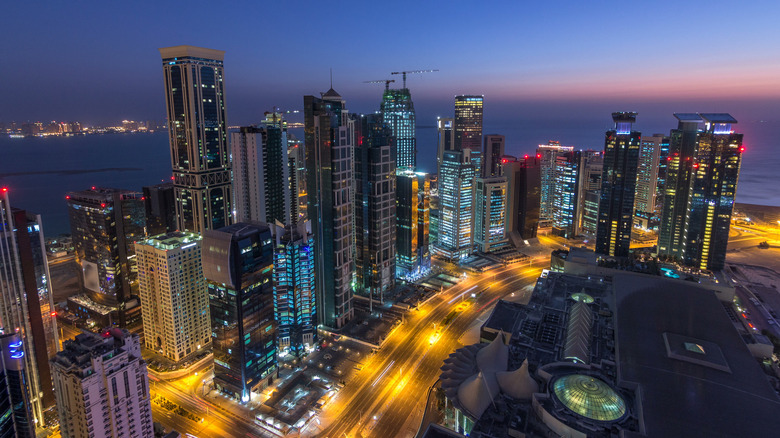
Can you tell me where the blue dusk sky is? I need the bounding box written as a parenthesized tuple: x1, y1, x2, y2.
(2, 1, 780, 131)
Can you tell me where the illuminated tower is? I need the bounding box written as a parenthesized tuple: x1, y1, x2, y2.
(474, 177, 509, 252)
(596, 112, 641, 257)
(433, 150, 475, 260)
(552, 151, 583, 239)
(634, 133, 663, 225)
(537, 141, 574, 223)
(482, 134, 505, 178)
(454, 95, 484, 174)
(304, 89, 355, 329)
(396, 170, 431, 278)
(436, 117, 455, 172)
(159, 45, 232, 233)
(380, 87, 416, 169)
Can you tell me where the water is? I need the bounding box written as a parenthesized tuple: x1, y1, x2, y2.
(2, 119, 779, 236)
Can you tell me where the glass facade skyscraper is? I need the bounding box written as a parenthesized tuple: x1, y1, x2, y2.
(505, 155, 541, 240)
(454, 95, 484, 175)
(474, 177, 508, 253)
(0, 334, 35, 438)
(482, 134, 505, 178)
(552, 151, 582, 239)
(304, 89, 355, 329)
(596, 113, 641, 257)
(380, 87, 416, 169)
(160, 45, 232, 234)
(273, 221, 316, 357)
(537, 141, 574, 224)
(433, 150, 475, 261)
(396, 170, 431, 279)
(634, 134, 663, 221)
(203, 223, 277, 402)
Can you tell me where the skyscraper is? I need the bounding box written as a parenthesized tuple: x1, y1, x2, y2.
(230, 116, 293, 225)
(537, 141, 574, 224)
(0, 190, 59, 424)
(596, 113, 641, 257)
(552, 151, 583, 239)
(380, 86, 416, 169)
(66, 187, 145, 327)
(659, 113, 743, 271)
(354, 114, 396, 301)
(578, 151, 603, 237)
(454, 95, 484, 175)
(396, 170, 431, 278)
(287, 133, 307, 224)
(482, 134, 505, 178)
(142, 182, 177, 236)
(136, 232, 210, 363)
(505, 155, 541, 240)
(433, 150, 475, 261)
(474, 177, 509, 252)
(654, 135, 671, 219)
(436, 118, 455, 172)
(0, 334, 35, 437)
(634, 133, 663, 225)
(304, 89, 355, 329)
(272, 221, 316, 357)
(159, 45, 232, 233)
(51, 329, 154, 438)
(203, 223, 277, 401)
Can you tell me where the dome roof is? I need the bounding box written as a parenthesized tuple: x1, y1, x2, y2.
(552, 374, 626, 422)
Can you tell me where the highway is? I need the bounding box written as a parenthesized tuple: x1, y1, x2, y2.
(315, 262, 543, 438)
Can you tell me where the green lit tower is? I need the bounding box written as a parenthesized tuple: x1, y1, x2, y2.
(380, 83, 416, 169)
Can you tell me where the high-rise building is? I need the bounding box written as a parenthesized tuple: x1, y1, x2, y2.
(203, 223, 277, 401)
(287, 133, 307, 224)
(454, 95, 484, 175)
(634, 134, 663, 221)
(537, 141, 574, 223)
(428, 175, 440, 248)
(474, 177, 509, 253)
(380, 86, 416, 169)
(304, 89, 355, 329)
(505, 155, 541, 240)
(0, 190, 59, 424)
(436, 118, 455, 172)
(552, 151, 583, 239)
(0, 334, 35, 437)
(577, 151, 603, 237)
(654, 136, 671, 218)
(142, 182, 177, 236)
(396, 170, 431, 278)
(433, 150, 475, 261)
(159, 45, 232, 234)
(354, 114, 396, 301)
(482, 134, 505, 178)
(66, 187, 145, 327)
(658, 113, 744, 271)
(230, 118, 293, 225)
(596, 113, 641, 257)
(272, 221, 316, 357)
(51, 329, 154, 438)
(136, 232, 209, 363)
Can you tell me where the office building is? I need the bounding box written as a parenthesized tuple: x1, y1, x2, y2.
(136, 232, 209, 363)
(552, 151, 582, 239)
(396, 170, 431, 278)
(505, 155, 540, 240)
(304, 89, 355, 328)
(0, 334, 35, 437)
(537, 141, 574, 223)
(230, 116, 293, 225)
(380, 86, 416, 169)
(159, 45, 231, 233)
(654, 135, 671, 218)
(142, 182, 177, 236)
(474, 177, 508, 253)
(634, 133, 663, 222)
(354, 114, 396, 301)
(578, 151, 603, 237)
(288, 133, 307, 224)
(428, 175, 440, 247)
(454, 95, 484, 174)
(437, 118, 455, 172)
(203, 223, 277, 401)
(0, 190, 59, 424)
(482, 134, 505, 178)
(433, 150, 475, 261)
(272, 221, 316, 357)
(67, 187, 144, 327)
(596, 113, 641, 257)
(51, 329, 154, 438)
(658, 113, 743, 271)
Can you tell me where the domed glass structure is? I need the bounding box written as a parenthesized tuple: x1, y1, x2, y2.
(552, 374, 626, 422)
(570, 292, 594, 304)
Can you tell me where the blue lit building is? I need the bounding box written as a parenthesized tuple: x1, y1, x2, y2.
(0, 334, 34, 438)
(381, 87, 416, 169)
(203, 222, 277, 402)
(596, 113, 641, 257)
(552, 151, 582, 239)
(474, 177, 508, 252)
(272, 221, 316, 357)
(433, 150, 475, 261)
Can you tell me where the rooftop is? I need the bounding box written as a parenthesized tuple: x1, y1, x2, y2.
(700, 113, 738, 124)
(159, 45, 225, 61)
(140, 231, 200, 251)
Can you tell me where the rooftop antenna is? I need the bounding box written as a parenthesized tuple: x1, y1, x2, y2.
(390, 69, 439, 88)
(330, 68, 333, 89)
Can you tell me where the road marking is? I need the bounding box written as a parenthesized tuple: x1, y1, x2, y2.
(372, 360, 394, 387)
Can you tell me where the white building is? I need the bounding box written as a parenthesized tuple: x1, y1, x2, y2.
(50, 328, 154, 438)
(136, 232, 210, 362)
(474, 177, 509, 253)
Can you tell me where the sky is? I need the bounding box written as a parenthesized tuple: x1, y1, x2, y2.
(3, 0, 780, 130)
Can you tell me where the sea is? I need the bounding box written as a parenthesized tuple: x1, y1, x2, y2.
(1, 119, 779, 236)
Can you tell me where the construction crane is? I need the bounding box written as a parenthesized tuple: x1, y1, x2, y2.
(390, 69, 439, 88)
(363, 79, 396, 91)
